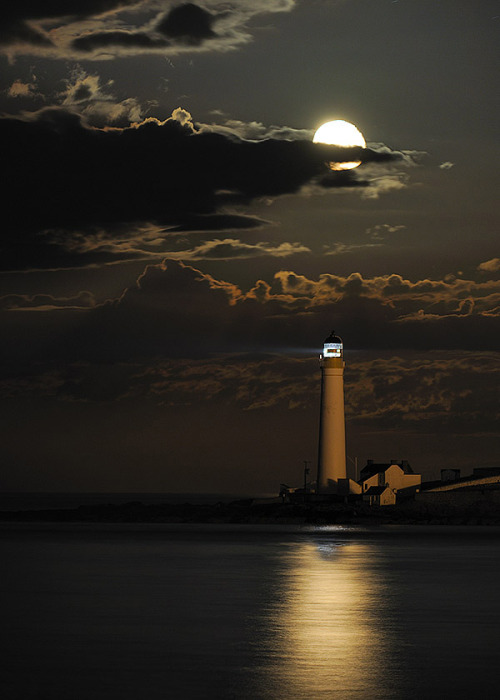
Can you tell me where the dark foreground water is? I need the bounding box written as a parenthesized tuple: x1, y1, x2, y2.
(1, 523, 499, 700)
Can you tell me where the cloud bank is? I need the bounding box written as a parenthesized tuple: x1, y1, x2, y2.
(2, 260, 499, 373)
(1, 107, 408, 271)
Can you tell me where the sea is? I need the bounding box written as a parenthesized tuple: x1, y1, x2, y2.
(1, 496, 500, 699)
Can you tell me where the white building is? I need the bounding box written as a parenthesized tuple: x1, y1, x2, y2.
(359, 460, 421, 500)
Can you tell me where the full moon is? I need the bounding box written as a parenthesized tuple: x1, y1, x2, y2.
(313, 120, 366, 170)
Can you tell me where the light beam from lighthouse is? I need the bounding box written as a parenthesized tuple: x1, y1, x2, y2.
(317, 330, 347, 493)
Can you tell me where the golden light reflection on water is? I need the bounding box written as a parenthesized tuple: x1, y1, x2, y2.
(254, 532, 394, 700)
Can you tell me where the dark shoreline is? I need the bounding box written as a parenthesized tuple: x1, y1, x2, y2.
(1, 498, 500, 526)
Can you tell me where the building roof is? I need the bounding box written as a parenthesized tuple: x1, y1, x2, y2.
(323, 330, 342, 345)
(421, 467, 500, 492)
(363, 486, 391, 496)
(360, 460, 414, 479)
(420, 473, 500, 492)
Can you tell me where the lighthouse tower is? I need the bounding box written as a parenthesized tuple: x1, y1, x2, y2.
(317, 330, 347, 493)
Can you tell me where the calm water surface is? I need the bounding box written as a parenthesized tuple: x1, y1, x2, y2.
(1, 523, 499, 699)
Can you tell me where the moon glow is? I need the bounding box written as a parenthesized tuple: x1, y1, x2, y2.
(313, 120, 366, 170)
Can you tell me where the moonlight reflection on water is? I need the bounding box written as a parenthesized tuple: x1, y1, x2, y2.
(252, 535, 396, 700)
(1, 524, 500, 700)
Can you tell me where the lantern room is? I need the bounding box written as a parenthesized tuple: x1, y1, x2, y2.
(322, 330, 343, 358)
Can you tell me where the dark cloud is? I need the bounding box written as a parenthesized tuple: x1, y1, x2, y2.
(1, 348, 498, 441)
(160, 239, 310, 261)
(165, 213, 270, 233)
(76, 261, 500, 358)
(72, 31, 168, 53)
(137, 351, 499, 436)
(346, 352, 500, 435)
(0, 1, 138, 48)
(0, 19, 51, 48)
(318, 169, 369, 190)
(0, 1, 296, 59)
(2, 259, 499, 379)
(157, 3, 217, 45)
(0, 291, 95, 311)
(1, 108, 403, 271)
(71, 4, 223, 55)
(13, 228, 304, 270)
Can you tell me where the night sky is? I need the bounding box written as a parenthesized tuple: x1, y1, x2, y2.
(1, 1, 499, 494)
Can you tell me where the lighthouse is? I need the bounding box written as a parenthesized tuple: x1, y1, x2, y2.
(317, 330, 347, 493)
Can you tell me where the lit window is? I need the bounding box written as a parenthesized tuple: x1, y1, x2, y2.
(323, 342, 342, 357)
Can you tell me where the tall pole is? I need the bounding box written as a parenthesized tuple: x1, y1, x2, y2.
(347, 455, 358, 482)
(303, 460, 310, 499)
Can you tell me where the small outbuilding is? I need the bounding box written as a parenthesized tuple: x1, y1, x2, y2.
(362, 486, 396, 507)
